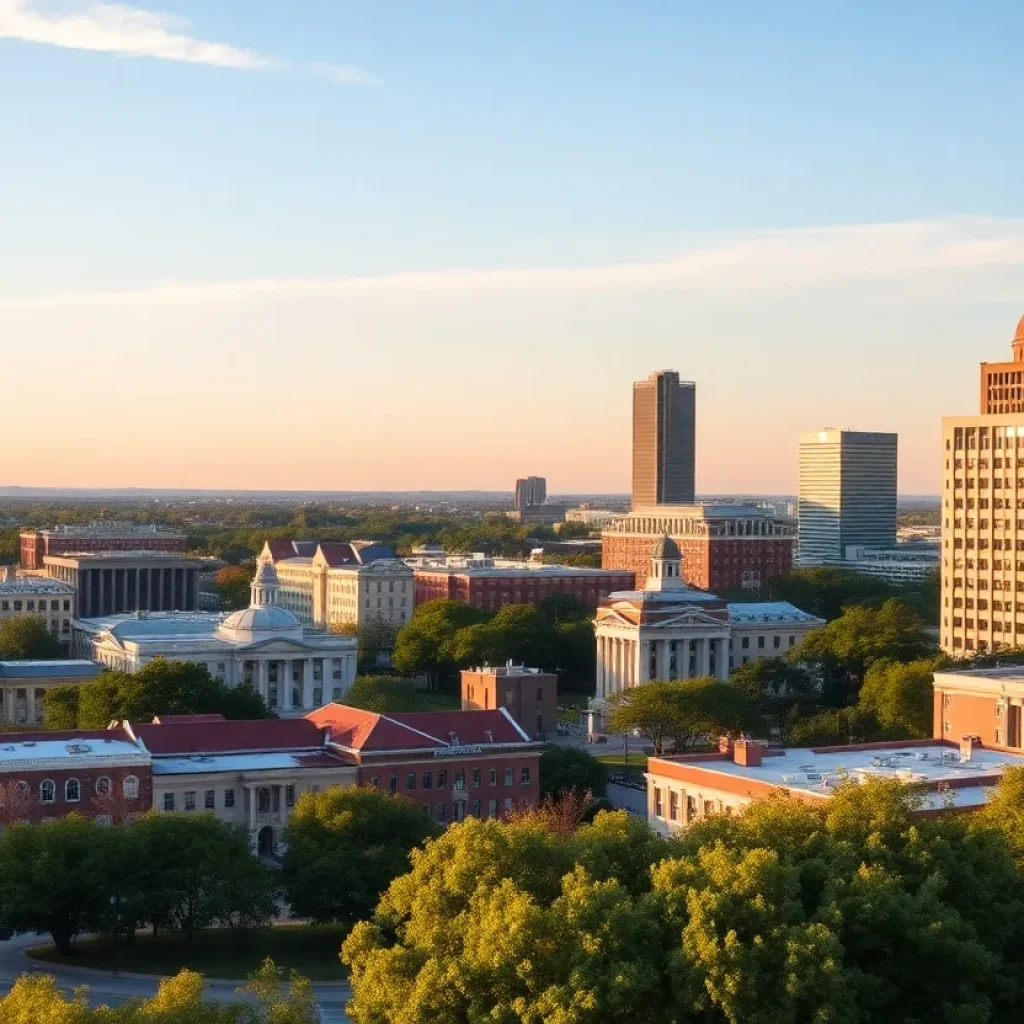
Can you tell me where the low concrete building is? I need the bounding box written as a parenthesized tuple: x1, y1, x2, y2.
(44, 551, 206, 617)
(645, 735, 1024, 835)
(0, 659, 102, 725)
(0, 569, 76, 647)
(461, 663, 558, 738)
(72, 561, 357, 716)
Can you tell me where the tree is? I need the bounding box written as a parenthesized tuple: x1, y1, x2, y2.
(0, 616, 63, 660)
(65, 659, 272, 729)
(42, 683, 80, 728)
(392, 599, 489, 684)
(283, 787, 441, 927)
(0, 816, 110, 954)
(766, 565, 898, 620)
(539, 592, 591, 625)
(857, 657, 943, 738)
(539, 746, 608, 800)
(355, 616, 400, 673)
(211, 563, 254, 610)
(729, 657, 815, 740)
(606, 679, 765, 754)
(343, 675, 430, 713)
(789, 598, 935, 706)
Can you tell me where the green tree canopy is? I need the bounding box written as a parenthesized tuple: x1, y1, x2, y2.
(857, 656, 944, 738)
(539, 746, 608, 800)
(392, 599, 489, 683)
(606, 678, 765, 754)
(47, 659, 272, 729)
(765, 566, 899, 620)
(211, 562, 254, 610)
(789, 598, 935, 706)
(0, 615, 63, 659)
(343, 674, 431, 713)
(282, 786, 441, 927)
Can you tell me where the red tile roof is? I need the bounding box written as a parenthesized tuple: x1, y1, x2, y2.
(317, 542, 357, 567)
(1, 727, 135, 744)
(151, 714, 227, 725)
(307, 705, 530, 752)
(129, 718, 327, 755)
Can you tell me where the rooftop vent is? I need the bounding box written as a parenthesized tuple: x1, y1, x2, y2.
(448, 731, 459, 745)
(484, 730, 494, 744)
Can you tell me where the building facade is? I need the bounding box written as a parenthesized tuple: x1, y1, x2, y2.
(0, 570, 75, 646)
(0, 727, 151, 825)
(20, 523, 187, 570)
(514, 476, 547, 511)
(308, 704, 542, 824)
(0, 660, 101, 725)
(601, 504, 795, 591)
(592, 538, 823, 706)
(564, 506, 619, 529)
(44, 552, 204, 618)
(797, 429, 898, 564)
(261, 540, 413, 630)
(979, 315, 1024, 414)
(461, 664, 558, 738)
(932, 665, 1024, 748)
(632, 370, 696, 508)
(73, 561, 358, 715)
(408, 554, 634, 611)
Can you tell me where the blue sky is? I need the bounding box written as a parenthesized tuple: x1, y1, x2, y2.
(2, 1, 1023, 492)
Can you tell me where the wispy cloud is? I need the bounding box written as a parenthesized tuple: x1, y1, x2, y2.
(0, 0, 376, 82)
(3, 216, 1024, 311)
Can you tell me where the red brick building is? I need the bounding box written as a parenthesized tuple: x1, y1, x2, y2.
(932, 666, 1024, 749)
(461, 664, 558, 738)
(20, 523, 187, 570)
(308, 704, 541, 824)
(602, 505, 795, 591)
(0, 727, 152, 824)
(410, 556, 634, 612)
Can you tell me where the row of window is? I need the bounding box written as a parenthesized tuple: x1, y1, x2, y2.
(426, 797, 516, 822)
(652, 786, 729, 824)
(372, 766, 531, 793)
(161, 784, 297, 813)
(27, 775, 140, 804)
(0, 599, 70, 612)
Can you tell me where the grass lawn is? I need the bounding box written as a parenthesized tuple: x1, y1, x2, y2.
(418, 690, 461, 711)
(28, 924, 349, 981)
(596, 752, 649, 782)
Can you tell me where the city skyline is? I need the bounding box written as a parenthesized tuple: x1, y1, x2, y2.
(3, 3, 1024, 492)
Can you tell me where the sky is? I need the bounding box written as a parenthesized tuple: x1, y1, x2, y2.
(2, 1, 1024, 495)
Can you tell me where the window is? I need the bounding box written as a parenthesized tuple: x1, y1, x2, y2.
(184, 791, 196, 812)
(520, 766, 531, 785)
(257, 788, 271, 813)
(204, 789, 215, 810)
(773, 636, 781, 649)
(388, 773, 398, 794)
(164, 792, 175, 811)
(40, 779, 55, 804)
(436, 803, 446, 823)
(471, 768, 480, 788)
(285, 785, 295, 807)
(654, 787, 663, 817)
(437, 770, 447, 788)
(487, 798, 497, 817)
(489, 768, 497, 786)
(757, 636, 765, 649)
(406, 774, 416, 790)
(472, 799, 481, 817)
(741, 637, 749, 649)
(453, 771, 465, 791)
(422, 772, 432, 790)
(371, 776, 380, 788)
(95, 776, 111, 796)
(669, 791, 679, 821)
(224, 788, 235, 808)
(504, 768, 513, 787)
(65, 778, 80, 803)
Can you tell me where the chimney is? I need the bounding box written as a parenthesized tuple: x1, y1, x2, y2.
(734, 736, 764, 768)
(960, 735, 979, 762)
(3, 566, 16, 582)
(718, 735, 734, 755)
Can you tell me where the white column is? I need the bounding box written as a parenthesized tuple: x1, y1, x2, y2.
(653, 640, 665, 681)
(596, 636, 606, 697)
(283, 661, 294, 711)
(26, 689, 35, 725)
(302, 657, 314, 708)
(613, 639, 622, 693)
(638, 639, 649, 683)
(715, 638, 729, 680)
(699, 638, 711, 678)
(679, 639, 690, 679)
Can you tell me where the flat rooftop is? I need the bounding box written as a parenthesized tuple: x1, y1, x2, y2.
(43, 552, 206, 564)
(0, 579, 75, 594)
(0, 736, 147, 767)
(651, 742, 1024, 811)
(152, 751, 353, 775)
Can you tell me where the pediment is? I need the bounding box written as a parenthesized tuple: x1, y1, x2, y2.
(596, 608, 639, 629)
(644, 608, 731, 631)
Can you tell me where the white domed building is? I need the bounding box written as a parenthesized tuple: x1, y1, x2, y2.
(72, 560, 358, 715)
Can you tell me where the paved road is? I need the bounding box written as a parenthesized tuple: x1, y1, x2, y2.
(0, 933, 351, 1022)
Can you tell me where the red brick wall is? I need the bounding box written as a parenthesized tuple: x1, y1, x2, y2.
(0, 765, 153, 823)
(934, 690, 1004, 747)
(355, 752, 539, 822)
(461, 671, 558, 737)
(414, 570, 634, 612)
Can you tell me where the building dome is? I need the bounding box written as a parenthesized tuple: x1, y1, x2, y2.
(1015, 315, 1024, 344)
(220, 604, 301, 632)
(652, 534, 681, 560)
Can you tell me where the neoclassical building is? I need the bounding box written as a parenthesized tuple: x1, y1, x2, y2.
(593, 537, 823, 704)
(73, 561, 357, 716)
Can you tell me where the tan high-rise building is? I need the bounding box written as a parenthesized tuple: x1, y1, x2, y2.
(632, 370, 696, 508)
(942, 315, 1024, 656)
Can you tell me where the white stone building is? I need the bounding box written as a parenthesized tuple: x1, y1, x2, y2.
(262, 540, 413, 631)
(593, 536, 823, 705)
(0, 568, 76, 646)
(72, 561, 357, 716)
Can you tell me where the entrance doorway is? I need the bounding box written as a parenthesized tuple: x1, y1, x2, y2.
(257, 825, 275, 857)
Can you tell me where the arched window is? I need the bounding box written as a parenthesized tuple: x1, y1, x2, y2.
(14, 781, 28, 799)
(257, 787, 271, 814)
(40, 779, 55, 804)
(95, 776, 111, 796)
(123, 775, 139, 800)
(65, 778, 81, 803)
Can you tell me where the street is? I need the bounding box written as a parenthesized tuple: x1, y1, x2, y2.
(0, 933, 351, 1022)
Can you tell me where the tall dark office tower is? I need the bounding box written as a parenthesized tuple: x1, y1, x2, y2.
(631, 371, 696, 508)
(514, 476, 547, 511)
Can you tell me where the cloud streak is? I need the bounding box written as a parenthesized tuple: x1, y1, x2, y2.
(0, 0, 375, 81)
(3, 216, 1024, 312)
